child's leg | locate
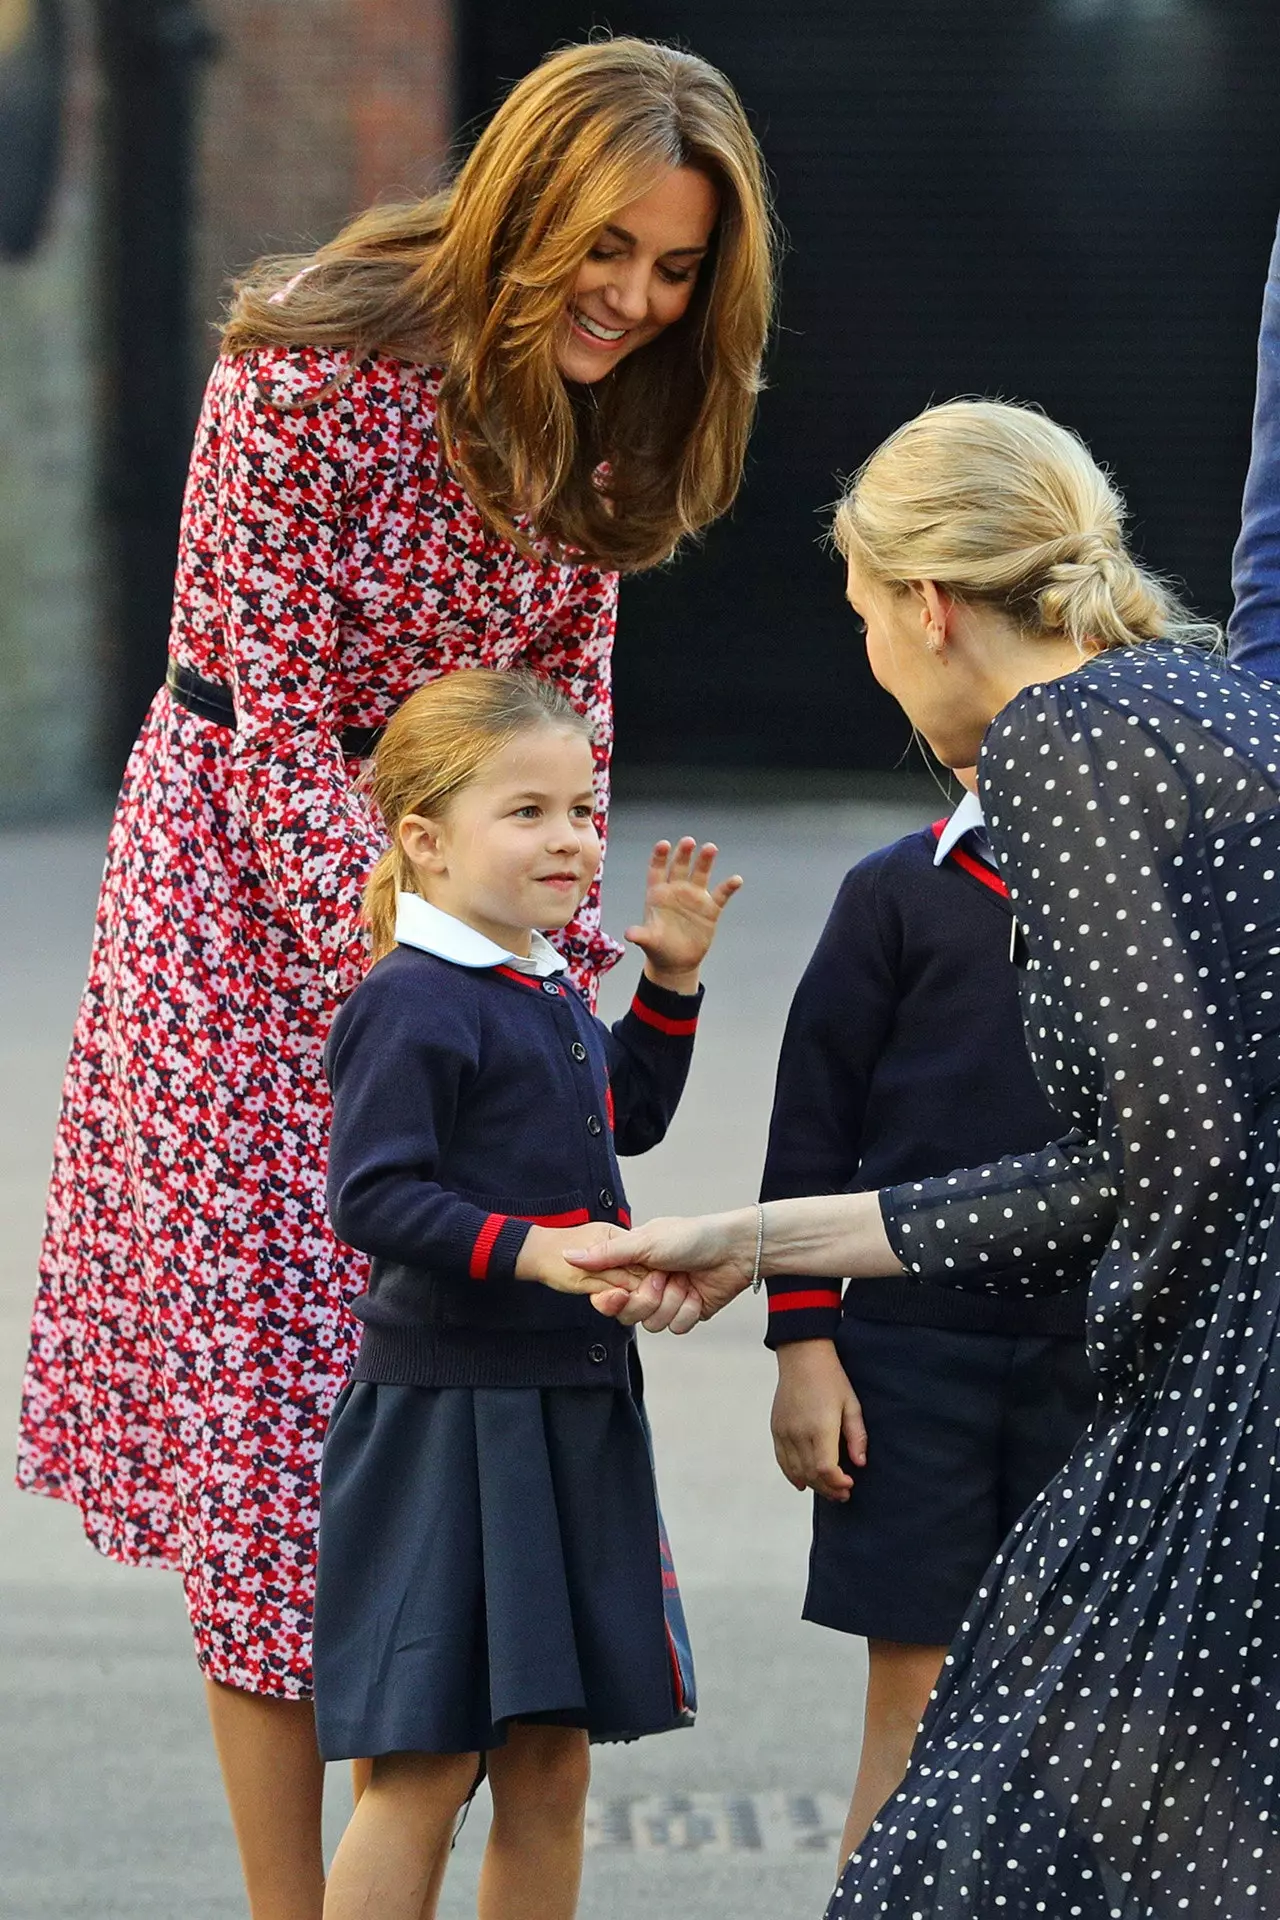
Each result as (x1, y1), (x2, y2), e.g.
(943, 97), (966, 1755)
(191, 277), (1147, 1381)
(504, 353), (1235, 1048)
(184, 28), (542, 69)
(840, 1640), (947, 1865)
(350, 1757), (453, 1919)
(324, 1749), (480, 1920)
(204, 1677), (327, 1920)
(479, 1723), (591, 1920)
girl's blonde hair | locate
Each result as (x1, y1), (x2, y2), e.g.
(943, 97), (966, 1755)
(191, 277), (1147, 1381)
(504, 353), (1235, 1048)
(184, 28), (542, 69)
(363, 669), (593, 963)
(222, 38), (776, 575)
(832, 399), (1218, 652)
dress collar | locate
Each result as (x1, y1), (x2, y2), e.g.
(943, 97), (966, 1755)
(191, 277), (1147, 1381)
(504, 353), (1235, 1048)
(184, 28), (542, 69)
(933, 789), (990, 868)
(393, 893), (567, 978)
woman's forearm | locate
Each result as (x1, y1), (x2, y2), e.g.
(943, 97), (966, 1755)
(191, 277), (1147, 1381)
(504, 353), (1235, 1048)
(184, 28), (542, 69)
(761, 1190), (902, 1280)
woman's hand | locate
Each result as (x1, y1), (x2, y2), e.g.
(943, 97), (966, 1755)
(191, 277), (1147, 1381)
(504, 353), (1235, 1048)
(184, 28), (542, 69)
(564, 1208), (759, 1325)
(626, 838), (743, 994)
(771, 1340), (867, 1502)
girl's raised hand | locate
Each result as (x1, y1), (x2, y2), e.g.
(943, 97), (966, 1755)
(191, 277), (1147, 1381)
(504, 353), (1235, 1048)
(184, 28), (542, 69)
(626, 838), (743, 993)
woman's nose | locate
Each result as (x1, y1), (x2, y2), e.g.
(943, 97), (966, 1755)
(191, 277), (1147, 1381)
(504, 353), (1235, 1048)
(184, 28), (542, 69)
(602, 263), (650, 324)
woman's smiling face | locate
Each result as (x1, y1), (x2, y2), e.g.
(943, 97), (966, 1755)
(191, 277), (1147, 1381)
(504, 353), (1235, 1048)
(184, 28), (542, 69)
(555, 165), (720, 384)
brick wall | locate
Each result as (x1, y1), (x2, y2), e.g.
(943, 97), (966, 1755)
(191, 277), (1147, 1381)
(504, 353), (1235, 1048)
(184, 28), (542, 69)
(194, 0), (455, 359)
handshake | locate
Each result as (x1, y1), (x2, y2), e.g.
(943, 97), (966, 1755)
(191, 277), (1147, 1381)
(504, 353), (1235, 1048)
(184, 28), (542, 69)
(515, 1209), (761, 1333)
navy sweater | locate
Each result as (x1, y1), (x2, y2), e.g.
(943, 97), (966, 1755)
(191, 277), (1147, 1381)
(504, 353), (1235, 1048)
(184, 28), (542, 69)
(761, 824), (1090, 1346)
(324, 951), (702, 1389)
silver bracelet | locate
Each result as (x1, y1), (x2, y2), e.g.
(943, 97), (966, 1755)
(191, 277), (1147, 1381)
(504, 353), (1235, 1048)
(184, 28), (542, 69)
(751, 1202), (766, 1294)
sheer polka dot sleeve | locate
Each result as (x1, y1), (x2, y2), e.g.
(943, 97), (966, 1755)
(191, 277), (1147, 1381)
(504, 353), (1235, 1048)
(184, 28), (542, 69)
(881, 661), (1252, 1372)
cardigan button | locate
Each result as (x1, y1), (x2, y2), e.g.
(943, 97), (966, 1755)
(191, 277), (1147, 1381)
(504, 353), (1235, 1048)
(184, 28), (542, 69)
(586, 1114), (603, 1135)
(588, 1343), (608, 1364)
(541, 980), (561, 996)
(599, 1187), (615, 1209)
(571, 1041), (587, 1061)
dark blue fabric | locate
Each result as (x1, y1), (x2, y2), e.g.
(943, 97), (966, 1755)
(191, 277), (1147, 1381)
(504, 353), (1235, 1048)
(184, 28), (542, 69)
(828, 648), (1280, 1917)
(762, 825), (1090, 1344)
(323, 952), (700, 1388)
(313, 1381), (686, 1758)
(804, 1318), (1094, 1646)
(1230, 209), (1280, 681)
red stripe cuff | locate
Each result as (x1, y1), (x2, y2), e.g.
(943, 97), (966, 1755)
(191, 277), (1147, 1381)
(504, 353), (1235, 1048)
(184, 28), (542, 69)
(469, 1213), (508, 1280)
(768, 1288), (843, 1314)
(518, 1207), (591, 1228)
(630, 995), (699, 1036)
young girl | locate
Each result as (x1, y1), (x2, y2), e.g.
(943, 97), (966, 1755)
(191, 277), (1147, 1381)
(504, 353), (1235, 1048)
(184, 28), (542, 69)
(314, 667), (739, 1920)
(760, 765), (1094, 1867)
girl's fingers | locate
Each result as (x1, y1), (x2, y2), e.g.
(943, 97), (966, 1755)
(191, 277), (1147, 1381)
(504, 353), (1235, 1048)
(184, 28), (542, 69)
(843, 1396), (869, 1469)
(710, 874), (744, 910)
(645, 840), (673, 891)
(687, 840), (718, 885)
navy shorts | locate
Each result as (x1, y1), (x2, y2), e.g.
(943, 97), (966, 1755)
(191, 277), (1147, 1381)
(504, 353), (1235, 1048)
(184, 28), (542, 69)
(803, 1315), (1096, 1647)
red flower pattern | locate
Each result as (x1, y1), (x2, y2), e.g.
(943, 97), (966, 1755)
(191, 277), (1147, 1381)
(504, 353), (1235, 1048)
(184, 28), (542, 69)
(16, 348), (620, 1697)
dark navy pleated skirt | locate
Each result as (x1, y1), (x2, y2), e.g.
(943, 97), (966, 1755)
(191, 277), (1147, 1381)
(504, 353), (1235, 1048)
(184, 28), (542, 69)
(312, 1380), (692, 1760)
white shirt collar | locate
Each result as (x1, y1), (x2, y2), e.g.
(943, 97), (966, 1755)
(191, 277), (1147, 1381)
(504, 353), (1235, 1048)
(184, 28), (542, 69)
(393, 893), (567, 978)
(933, 789), (990, 867)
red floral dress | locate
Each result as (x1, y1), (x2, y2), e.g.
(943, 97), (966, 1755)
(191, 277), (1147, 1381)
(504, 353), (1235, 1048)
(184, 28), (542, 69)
(16, 347), (621, 1698)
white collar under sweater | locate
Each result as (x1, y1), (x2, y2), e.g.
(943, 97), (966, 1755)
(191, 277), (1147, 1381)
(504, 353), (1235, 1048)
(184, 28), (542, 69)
(394, 893), (567, 978)
(933, 789), (995, 869)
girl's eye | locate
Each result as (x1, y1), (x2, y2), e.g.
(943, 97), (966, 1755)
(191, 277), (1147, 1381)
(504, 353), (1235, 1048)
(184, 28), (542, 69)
(514, 806), (540, 819)
(571, 806), (595, 821)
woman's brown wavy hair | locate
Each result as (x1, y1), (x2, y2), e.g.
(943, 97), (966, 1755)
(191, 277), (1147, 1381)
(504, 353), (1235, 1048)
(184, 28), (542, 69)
(222, 37), (776, 574)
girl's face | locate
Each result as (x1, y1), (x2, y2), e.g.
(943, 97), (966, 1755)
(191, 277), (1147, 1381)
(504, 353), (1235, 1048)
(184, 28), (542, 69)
(400, 725), (601, 955)
(555, 164), (720, 384)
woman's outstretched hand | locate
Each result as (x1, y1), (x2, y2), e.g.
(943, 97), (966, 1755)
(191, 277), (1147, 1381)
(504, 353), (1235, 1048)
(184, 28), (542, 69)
(564, 1208), (759, 1333)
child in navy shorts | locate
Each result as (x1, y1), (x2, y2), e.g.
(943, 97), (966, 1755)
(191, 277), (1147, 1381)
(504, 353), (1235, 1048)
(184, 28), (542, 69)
(314, 667), (739, 1919)
(761, 769), (1096, 1869)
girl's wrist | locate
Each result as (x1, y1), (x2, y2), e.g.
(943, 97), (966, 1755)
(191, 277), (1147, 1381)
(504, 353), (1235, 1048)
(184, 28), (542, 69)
(642, 960), (701, 996)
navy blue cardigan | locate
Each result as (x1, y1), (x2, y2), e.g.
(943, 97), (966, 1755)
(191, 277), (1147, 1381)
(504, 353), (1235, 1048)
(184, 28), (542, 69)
(324, 951), (702, 1389)
(761, 824), (1091, 1347)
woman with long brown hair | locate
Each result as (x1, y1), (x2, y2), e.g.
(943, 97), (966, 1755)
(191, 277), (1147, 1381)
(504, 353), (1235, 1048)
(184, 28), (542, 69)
(16, 37), (773, 1919)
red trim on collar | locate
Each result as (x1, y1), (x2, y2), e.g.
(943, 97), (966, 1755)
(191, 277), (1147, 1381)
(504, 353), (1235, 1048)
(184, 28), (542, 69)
(949, 842), (1010, 899)
(494, 963), (561, 992)
(931, 818), (1010, 900)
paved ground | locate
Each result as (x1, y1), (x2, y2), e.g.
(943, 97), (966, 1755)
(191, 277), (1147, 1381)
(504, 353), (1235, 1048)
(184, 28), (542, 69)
(0, 794), (930, 1919)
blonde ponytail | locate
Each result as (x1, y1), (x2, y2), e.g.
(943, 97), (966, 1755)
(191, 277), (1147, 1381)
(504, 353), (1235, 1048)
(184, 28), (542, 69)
(361, 669), (593, 963)
(832, 399), (1219, 655)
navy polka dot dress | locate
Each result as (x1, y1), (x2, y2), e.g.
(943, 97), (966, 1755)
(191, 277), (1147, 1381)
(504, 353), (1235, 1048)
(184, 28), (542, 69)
(828, 643), (1280, 1919)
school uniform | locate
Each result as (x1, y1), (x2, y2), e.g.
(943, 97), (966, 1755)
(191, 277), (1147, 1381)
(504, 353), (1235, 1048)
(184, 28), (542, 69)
(762, 797), (1095, 1647)
(313, 895), (698, 1759)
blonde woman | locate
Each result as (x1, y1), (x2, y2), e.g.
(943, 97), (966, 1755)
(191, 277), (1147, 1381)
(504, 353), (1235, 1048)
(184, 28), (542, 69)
(16, 38), (772, 1920)
(574, 401), (1280, 1916)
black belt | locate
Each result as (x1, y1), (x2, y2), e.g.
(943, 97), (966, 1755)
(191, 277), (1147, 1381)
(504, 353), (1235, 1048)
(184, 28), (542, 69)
(165, 660), (386, 759)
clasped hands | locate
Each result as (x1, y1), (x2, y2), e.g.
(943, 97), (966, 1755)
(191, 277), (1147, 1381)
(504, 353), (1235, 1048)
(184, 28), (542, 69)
(560, 1209), (760, 1333)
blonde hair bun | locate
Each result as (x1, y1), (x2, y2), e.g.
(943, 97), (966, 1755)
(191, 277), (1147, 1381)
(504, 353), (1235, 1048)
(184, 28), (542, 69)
(832, 399), (1217, 655)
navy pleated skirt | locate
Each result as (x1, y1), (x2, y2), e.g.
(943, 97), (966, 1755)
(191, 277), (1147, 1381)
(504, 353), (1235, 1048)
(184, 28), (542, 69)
(312, 1380), (692, 1759)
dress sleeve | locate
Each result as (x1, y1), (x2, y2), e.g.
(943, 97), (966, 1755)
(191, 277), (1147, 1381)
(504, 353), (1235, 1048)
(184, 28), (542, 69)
(761, 860), (897, 1346)
(515, 566), (624, 1007)
(881, 674), (1251, 1360)
(215, 348), (391, 997)
(1229, 210), (1280, 680)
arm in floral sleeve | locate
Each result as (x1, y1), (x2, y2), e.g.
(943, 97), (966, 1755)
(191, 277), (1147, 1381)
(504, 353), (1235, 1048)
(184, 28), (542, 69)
(881, 672), (1250, 1359)
(213, 347), (393, 995)
(515, 563), (624, 1007)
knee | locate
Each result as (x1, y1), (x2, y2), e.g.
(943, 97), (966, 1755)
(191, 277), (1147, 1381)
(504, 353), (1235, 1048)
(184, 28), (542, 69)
(490, 1728), (590, 1826)
(370, 1748), (481, 1819)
